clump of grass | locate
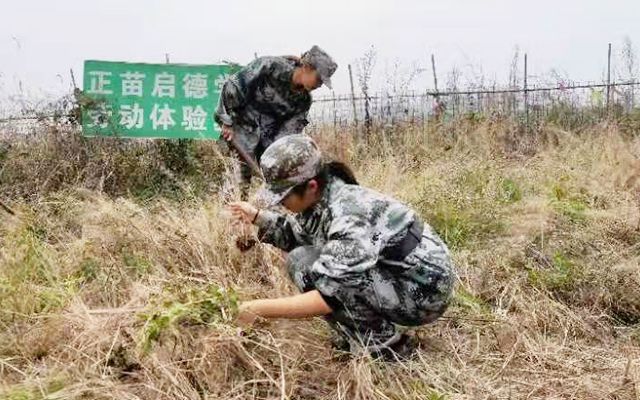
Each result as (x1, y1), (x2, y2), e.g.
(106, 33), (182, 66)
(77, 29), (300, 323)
(553, 198), (587, 223)
(75, 257), (101, 282)
(631, 326), (640, 345)
(427, 201), (474, 250)
(1, 377), (66, 400)
(453, 286), (492, 315)
(388, 378), (450, 400)
(0, 123), (230, 202)
(121, 249), (153, 277)
(549, 177), (590, 223)
(528, 251), (583, 293)
(0, 217), (78, 320)
(412, 167), (510, 250)
(499, 178), (522, 204)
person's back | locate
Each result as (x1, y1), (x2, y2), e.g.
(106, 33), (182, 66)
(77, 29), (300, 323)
(238, 57), (311, 125)
(215, 56), (311, 140)
(274, 177), (418, 259)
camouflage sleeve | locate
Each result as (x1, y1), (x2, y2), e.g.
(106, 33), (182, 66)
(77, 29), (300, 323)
(214, 78), (244, 127)
(277, 114), (308, 135)
(310, 214), (382, 302)
(278, 103), (311, 135)
(214, 58), (277, 127)
(254, 209), (305, 252)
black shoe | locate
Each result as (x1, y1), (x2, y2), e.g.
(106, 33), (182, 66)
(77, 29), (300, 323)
(330, 334), (351, 352)
(371, 334), (418, 362)
(330, 335), (353, 361)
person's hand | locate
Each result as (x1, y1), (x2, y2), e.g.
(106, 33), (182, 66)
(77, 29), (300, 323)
(228, 201), (259, 225)
(222, 125), (234, 141)
(236, 302), (260, 328)
(227, 202), (259, 251)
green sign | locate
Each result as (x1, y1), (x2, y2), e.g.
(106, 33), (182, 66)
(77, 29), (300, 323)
(82, 60), (238, 139)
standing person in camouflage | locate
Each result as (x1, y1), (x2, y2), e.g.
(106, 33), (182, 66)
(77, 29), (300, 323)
(228, 135), (455, 360)
(215, 46), (337, 199)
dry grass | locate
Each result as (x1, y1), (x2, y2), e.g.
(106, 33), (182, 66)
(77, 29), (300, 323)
(1, 120), (639, 399)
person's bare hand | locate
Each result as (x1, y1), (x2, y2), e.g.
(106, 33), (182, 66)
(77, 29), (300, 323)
(236, 302), (260, 328)
(228, 202), (259, 225)
(227, 202), (259, 251)
(222, 125), (234, 141)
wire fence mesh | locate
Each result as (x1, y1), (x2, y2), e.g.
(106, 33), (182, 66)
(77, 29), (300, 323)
(1, 81), (640, 137)
(306, 80), (640, 131)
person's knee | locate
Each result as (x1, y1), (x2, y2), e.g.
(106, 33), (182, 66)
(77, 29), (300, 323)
(286, 246), (321, 269)
(408, 288), (453, 326)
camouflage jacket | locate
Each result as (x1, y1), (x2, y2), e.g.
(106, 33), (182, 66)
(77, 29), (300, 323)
(214, 57), (312, 142)
(255, 178), (452, 284)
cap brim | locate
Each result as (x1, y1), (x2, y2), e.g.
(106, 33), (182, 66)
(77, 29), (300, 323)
(257, 186), (295, 207)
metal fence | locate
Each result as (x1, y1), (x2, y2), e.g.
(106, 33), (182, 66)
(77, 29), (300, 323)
(308, 44), (640, 131)
(307, 80), (640, 130)
(2, 80), (639, 136)
(2, 49), (640, 136)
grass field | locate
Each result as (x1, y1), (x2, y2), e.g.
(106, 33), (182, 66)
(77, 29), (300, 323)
(1, 120), (639, 399)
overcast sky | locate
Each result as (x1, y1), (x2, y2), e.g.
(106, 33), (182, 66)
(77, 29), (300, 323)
(1, 0), (639, 101)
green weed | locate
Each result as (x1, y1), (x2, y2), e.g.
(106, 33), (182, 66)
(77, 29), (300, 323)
(138, 284), (238, 354)
(528, 251), (582, 292)
(500, 178), (522, 204)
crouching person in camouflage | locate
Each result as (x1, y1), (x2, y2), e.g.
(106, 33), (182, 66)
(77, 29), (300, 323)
(228, 135), (455, 360)
(214, 46), (337, 199)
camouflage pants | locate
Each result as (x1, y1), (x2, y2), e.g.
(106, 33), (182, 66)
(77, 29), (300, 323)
(286, 243), (453, 350)
(236, 139), (266, 200)
(232, 122), (303, 200)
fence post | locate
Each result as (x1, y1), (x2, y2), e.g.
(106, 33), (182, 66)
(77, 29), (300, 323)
(431, 54), (439, 93)
(524, 53), (529, 130)
(332, 91), (337, 131)
(348, 64), (359, 130)
(364, 92), (371, 136)
(69, 68), (78, 91)
(606, 43), (612, 116)
(431, 54), (443, 121)
(165, 53), (170, 64)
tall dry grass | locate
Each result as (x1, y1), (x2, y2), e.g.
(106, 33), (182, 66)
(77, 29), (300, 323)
(1, 120), (639, 399)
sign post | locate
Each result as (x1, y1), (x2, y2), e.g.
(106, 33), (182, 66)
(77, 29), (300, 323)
(81, 60), (238, 140)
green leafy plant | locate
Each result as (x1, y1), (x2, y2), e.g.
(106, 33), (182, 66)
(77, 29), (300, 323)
(528, 251), (583, 292)
(500, 178), (522, 204)
(138, 284), (238, 354)
(550, 179), (589, 223)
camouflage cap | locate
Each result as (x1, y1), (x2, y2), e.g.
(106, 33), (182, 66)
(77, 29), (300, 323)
(259, 135), (323, 205)
(301, 45), (338, 89)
